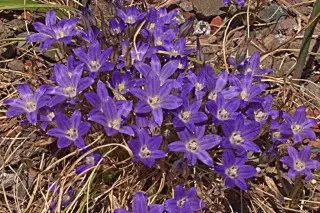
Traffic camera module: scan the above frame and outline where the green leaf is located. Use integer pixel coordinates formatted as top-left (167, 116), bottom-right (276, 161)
top-left (0, 0), bottom-right (75, 11)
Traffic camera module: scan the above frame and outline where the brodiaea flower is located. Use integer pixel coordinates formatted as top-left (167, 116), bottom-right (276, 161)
top-left (88, 99), bottom-right (134, 136)
top-left (173, 97), bottom-right (207, 133)
top-left (128, 130), bottom-right (166, 168)
top-left (27, 10), bottom-right (79, 52)
top-left (280, 146), bottom-right (320, 180)
top-left (165, 185), bottom-right (205, 213)
top-left (168, 125), bottom-right (221, 166)
top-left (214, 150), bottom-right (257, 191)
top-left (49, 184), bottom-right (73, 210)
top-left (47, 63), bottom-right (94, 107)
top-left (5, 84), bottom-right (50, 125)
top-left (282, 106), bottom-right (317, 143)
top-left (47, 110), bottom-right (91, 148)
top-left (130, 73), bottom-right (182, 125)
top-left (73, 41), bottom-right (113, 74)
top-left (221, 114), bottom-right (261, 153)
top-left (76, 153), bottom-right (102, 175)
top-left (114, 192), bottom-right (163, 213)
top-left (117, 6), bottom-right (146, 25)
top-left (84, 80), bottom-right (111, 111)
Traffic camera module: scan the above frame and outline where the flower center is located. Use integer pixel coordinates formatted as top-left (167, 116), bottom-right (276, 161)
top-left (139, 146), bottom-right (151, 158)
top-left (148, 96), bottom-right (160, 107)
top-left (89, 60), bottom-right (101, 72)
top-left (64, 86), bottom-right (77, 98)
top-left (177, 197), bottom-right (188, 207)
top-left (56, 30), bottom-right (65, 39)
top-left (272, 131), bottom-right (280, 139)
top-left (155, 38), bottom-right (163, 46)
top-left (240, 90), bottom-right (247, 100)
top-left (217, 108), bottom-right (229, 120)
top-left (112, 27), bottom-right (121, 35)
top-left (230, 131), bottom-right (244, 145)
top-left (66, 128), bottom-right (78, 140)
top-left (186, 139), bottom-right (199, 152)
top-left (47, 112), bottom-right (55, 121)
top-left (208, 92), bottom-right (217, 101)
top-left (254, 110), bottom-right (265, 122)
top-left (116, 82), bottom-right (127, 94)
top-left (110, 119), bottom-right (121, 130)
top-left (178, 62), bottom-right (184, 69)
top-left (293, 159), bottom-right (306, 171)
top-left (148, 23), bottom-right (155, 30)
top-left (195, 82), bottom-right (204, 91)
top-left (291, 123), bottom-right (302, 134)
top-left (179, 111), bottom-right (191, 122)
top-left (85, 156), bottom-right (95, 166)
top-left (125, 16), bottom-right (136, 24)
top-left (225, 165), bottom-right (239, 178)
top-left (62, 194), bottom-right (71, 204)
top-left (246, 67), bottom-right (253, 73)
top-left (25, 101), bottom-right (37, 112)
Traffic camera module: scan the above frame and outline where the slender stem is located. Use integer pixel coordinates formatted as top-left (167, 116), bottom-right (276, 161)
top-left (294, 0), bottom-right (320, 79)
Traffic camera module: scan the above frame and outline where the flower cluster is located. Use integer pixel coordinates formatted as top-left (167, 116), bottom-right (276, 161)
top-left (5, 3), bottom-right (319, 211)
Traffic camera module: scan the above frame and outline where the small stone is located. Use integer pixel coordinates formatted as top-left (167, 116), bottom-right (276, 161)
top-left (7, 60), bottom-right (24, 71)
top-left (208, 35), bottom-right (217, 44)
top-left (311, 179), bottom-right (316, 184)
top-left (183, 11), bottom-right (195, 20)
top-left (210, 16), bottom-right (223, 27)
top-left (191, 0), bottom-right (224, 18)
top-left (179, 1), bottom-right (193, 12)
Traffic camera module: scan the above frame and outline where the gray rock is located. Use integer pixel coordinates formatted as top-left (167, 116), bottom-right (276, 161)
top-left (191, 0), bottom-right (224, 17)
top-left (179, 1), bottom-right (193, 12)
top-left (7, 60), bottom-right (24, 71)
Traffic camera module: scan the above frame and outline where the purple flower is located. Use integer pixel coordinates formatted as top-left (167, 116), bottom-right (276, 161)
top-left (117, 6), bottom-right (146, 25)
top-left (134, 55), bottom-right (179, 85)
top-left (270, 120), bottom-right (292, 143)
top-left (128, 130), bottom-right (166, 168)
top-left (88, 99), bottom-right (134, 136)
top-left (130, 73), bottom-right (182, 125)
top-left (47, 64), bottom-right (94, 107)
top-left (109, 18), bottom-right (125, 36)
top-left (206, 93), bottom-right (240, 123)
top-left (165, 185), bottom-right (205, 213)
top-left (153, 27), bottom-right (178, 47)
top-left (221, 114), bottom-right (261, 153)
top-left (131, 42), bottom-right (157, 62)
top-left (168, 125), bottom-right (221, 166)
top-left (111, 72), bottom-right (134, 95)
top-left (245, 95), bottom-right (279, 125)
top-left (4, 84), bottom-right (50, 125)
top-left (173, 98), bottom-right (207, 133)
top-left (73, 42), bottom-right (113, 74)
top-left (164, 38), bottom-right (193, 56)
top-left (49, 184), bottom-right (73, 210)
top-left (282, 106), bottom-right (317, 143)
top-left (39, 105), bottom-right (64, 130)
top-left (224, 0), bottom-right (245, 7)
top-left (26, 10), bottom-right (79, 52)
top-left (50, 56), bottom-right (80, 82)
top-left (229, 73), bottom-right (267, 107)
top-left (214, 150), bottom-right (257, 191)
top-left (114, 192), bottom-right (164, 213)
top-left (81, 27), bottom-right (102, 44)
top-left (182, 70), bottom-right (207, 100)
top-left (280, 146), bottom-right (320, 180)
top-left (229, 52), bottom-right (273, 76)
top-left (76, 153), bottom-right (102, 175)
top-left (207, 71), bottom-right (241, 101)
top-left (47, 110), bottom-right (91, 148)
top-left (84, 80), bottom-right (111, 111)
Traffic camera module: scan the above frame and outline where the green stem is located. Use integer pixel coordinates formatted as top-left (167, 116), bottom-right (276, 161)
top-left (294, 0), bottom-right (320, 79)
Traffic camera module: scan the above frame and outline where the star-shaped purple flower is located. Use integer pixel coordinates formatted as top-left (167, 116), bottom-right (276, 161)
top-left (76, 153), bottom-right (102, 175)
top-left (88, 99), bottom-right (134, 136)
top-left (128, 130), bottom-right (166, 168)
top-left (270, 120), bottom-right (292, 143)
top-left (47, 110), bottom-right (91, 148)
top-left (280, 146), bottom-right (320, 180)
top-left (26, 10), bottom-right (79, 52)
top-left (168, 125), bottom-right (221, 167)
top-left (47, 63), bottom-right (94, 107)
top-left (173, 97), bottom-right (208, 133)
top-left (165, 185), bottom-right (205, 213)
top-left (73, 41), bottom-right (113, 75)
top-left (282, 106), bottom-right (317, 143)
top-left (109, 18), bottom-right (125, 36)
top-left (117, 6), bottom-right (146, 25)
top-left (130, 73), bottom-right (182, 125)
top-left (214, 150), bottom-right (257, 191)
top-left (221, 114), bottom-right (261, 153)
top-left (114, 192), bottom-right (164, 213)
top-left (84, 80), bottom-right (111, 111)
top-left (4, 84), bottom-right (50, 125)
